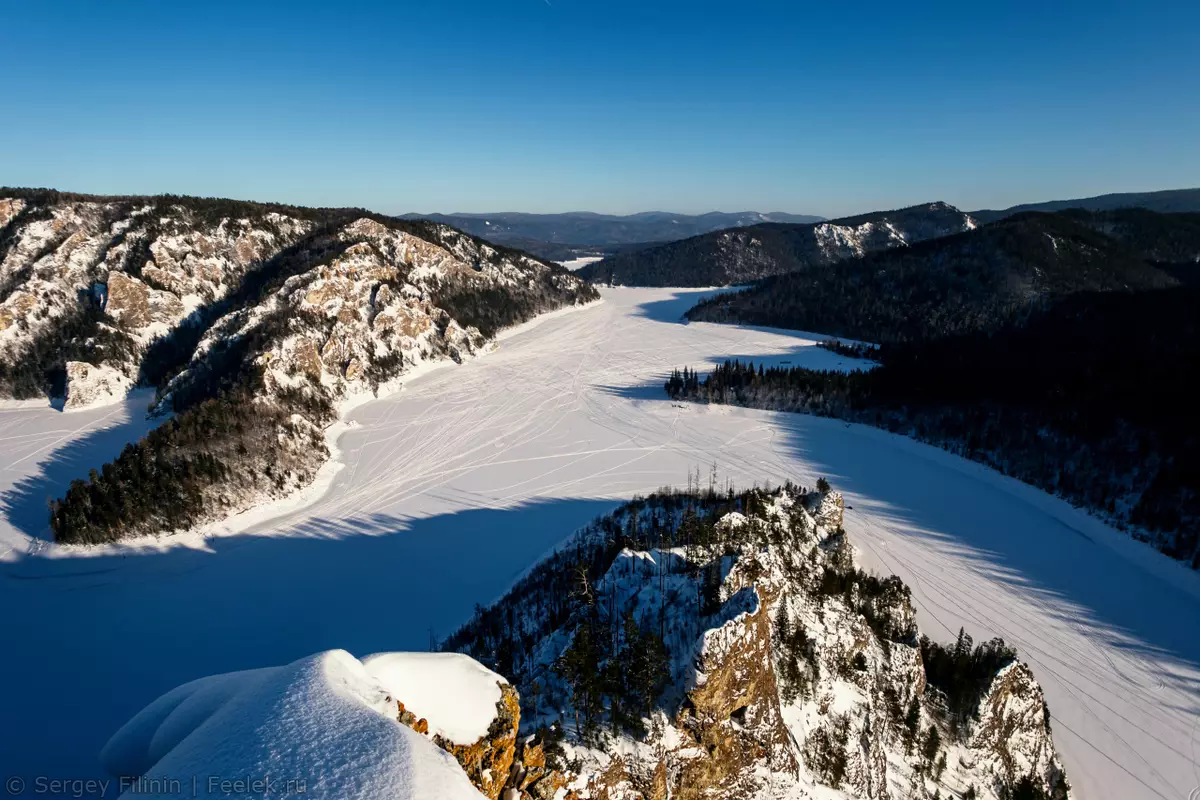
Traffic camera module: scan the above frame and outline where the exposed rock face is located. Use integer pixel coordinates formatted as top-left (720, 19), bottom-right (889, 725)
top-left (968, 662), bottom-right (1070, 799)
top-left (63, 360), bottom-right (134, 411)
top-left (449, 486), bottom-right (1070, 800)
top-left (432, 684), bottom-right (521, 800)
top-left (666, 576), bottom-right (797, 798)
top-left (103, 272), bottom-right (185, 335)
top-left (0, 194), bottom-right (318, 402)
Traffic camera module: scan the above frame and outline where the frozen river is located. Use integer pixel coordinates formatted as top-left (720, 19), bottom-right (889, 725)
top-left (2, 288), bottom-right (1197, 799)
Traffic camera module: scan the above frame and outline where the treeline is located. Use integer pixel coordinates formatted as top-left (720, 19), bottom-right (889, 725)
top-left (1, 186), bottom-right (366, 226)
top-left (50, 385), bottom-right (332, 543)
top-left (666, 286), bottom-right (1200, 567)
top-left (920, 629), bottom-right (1018, 736)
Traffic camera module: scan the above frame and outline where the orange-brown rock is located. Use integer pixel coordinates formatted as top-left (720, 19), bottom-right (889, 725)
top-left (667, 588), bottom-right (796, 799)
top-left (0, 291), bottom-right (37, 333)
top-left (434, 683), bottom-right (521, 800)
top-left (0, 197), bottom-right (25, 229)
top-left (104, 272), bottom-right (183, 331)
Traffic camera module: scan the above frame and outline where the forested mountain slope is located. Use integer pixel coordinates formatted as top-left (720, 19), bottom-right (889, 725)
top-left (0, 188), bottom-right (596, 544)
top-left (686, 211), bottom-right (1179, 342)
top-left (578, 202), bottom-right (977, 286)
top-left (670, 286), bottom-right (1200, 567)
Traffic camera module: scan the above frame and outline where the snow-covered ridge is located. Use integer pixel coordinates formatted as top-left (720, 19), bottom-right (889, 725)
top-left (445, 485), bottom-right (1069, 800)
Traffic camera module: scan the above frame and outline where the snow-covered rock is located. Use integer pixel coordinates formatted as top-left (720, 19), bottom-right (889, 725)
top-left (100, 650), bottom-right (486, 800)
top-left (363, 652), bottom-right (505, 745)
top-left (968, 662), bottom-right (1069, 799)
top-left (448, 486), bottom-right (1069, 800)
top-left (63, 360), bottom-right (134, 411)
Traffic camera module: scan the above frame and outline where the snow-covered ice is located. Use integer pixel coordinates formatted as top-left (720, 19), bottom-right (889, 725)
top-left (1, 288), bottom-right (1197, 800)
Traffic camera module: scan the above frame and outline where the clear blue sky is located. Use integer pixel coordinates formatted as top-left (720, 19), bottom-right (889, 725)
top-left (2, 0), bottom-right (1198, 217)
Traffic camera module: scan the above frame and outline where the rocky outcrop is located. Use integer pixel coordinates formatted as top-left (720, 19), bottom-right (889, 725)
top-left (63, 361), bottom-right (134, 411)
top-left (432, 684), bottom-right (521, 800)
top-left (103, 272), bottom-right (185, 336)
top-left (449, 485), bottom-right (1069, 800)
top-left (968, 662), bottom-right (1070, 799)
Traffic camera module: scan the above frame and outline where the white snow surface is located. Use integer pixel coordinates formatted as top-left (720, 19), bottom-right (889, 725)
top-left (361, 653), bottom-right (505, 745)
top-left (1, 288), bottom-right (1198, 800)
top-left (99, 649), bottom-right (484, 799)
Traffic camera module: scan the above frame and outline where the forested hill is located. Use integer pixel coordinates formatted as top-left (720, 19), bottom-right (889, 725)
top-left (686, 211), bottom-right (1181, 343)
top-left (1059, 208), bottom-right (1200, 277)
top-left (577, 202), bottom-right (976, 287)
top-left (971, 187), bottom-right (1200, 223)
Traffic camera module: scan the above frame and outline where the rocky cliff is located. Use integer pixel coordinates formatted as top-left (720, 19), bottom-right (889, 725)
top-left (0, 189), bottom-right (596, 543)
top-left (447, 484), bottom-right (1070, 800)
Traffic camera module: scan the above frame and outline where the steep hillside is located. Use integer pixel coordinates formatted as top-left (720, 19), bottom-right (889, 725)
top-left (972, 187), bottom-right (1200, 222)
top-left (0, 189), bottom-right (596, 543)
top-left (686, 212), bottom-right (1178, 342)
top-left (578, 202), bottom-right (977, 287)
top-left (444, 485), bottom-right (1069, 800)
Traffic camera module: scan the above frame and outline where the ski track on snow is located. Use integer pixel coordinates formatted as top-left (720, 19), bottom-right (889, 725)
top-left (1, 288), bottom-right (1198, 800)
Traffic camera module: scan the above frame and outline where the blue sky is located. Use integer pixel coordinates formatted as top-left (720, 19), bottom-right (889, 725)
top-left (2, 0), bottom-right (1197, 217)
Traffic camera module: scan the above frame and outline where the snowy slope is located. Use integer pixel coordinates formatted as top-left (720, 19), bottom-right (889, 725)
top-left (1, 288), bottom-right (1197, 800)
top-left (100, 650), bottom-right (484, 799)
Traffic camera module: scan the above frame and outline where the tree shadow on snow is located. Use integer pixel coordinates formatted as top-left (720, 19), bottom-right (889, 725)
top-left (600, 368), bottom-right (1200, 685)
top-left (0, 398), bottom-right (161, 542)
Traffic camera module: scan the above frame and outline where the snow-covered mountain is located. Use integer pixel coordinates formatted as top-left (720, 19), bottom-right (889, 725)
top-left (0, 189), bottom-right (596, 544)
top-left (104, 485), bottom-right (1069, 800)
top-left (578, 203), bottom-right (977, 287)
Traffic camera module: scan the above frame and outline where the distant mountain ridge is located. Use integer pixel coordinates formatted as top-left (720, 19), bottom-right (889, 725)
top-left (578, 202), bottom-right (977, 287)
top-left (395, 210), bottom-right (824, 254)
top-left (971, 187), bottom-right (1200, 223)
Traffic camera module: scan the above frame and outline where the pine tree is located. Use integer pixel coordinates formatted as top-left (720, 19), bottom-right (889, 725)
top-left (903, 697), bottom-right (921, 753)
top-left (555, 618), bottom-right (606, 735)
top-left (922, 724), bottom-right (941, 764)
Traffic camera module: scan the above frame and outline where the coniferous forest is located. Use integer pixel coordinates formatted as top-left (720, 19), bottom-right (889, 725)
top-left (667, 286), bottom-right (1200, 567)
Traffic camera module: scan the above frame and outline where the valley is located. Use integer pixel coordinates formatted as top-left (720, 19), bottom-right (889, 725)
top-left (2, 288), bottom-right (1197, 799)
